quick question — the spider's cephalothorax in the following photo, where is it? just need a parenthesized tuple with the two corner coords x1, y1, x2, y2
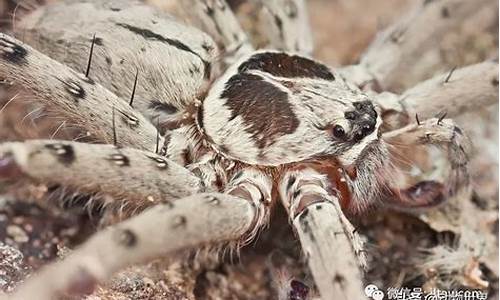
(0, 0, 490, 299)
(165, 50, 390, 215)
(201, 51, 380, 167)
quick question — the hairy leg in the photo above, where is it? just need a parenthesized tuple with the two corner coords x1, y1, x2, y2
(371, 61, 498, 130)
(2, 193, 260, 300)
(180, 0, 254, 63)
(17, 0, 218, 127)
(0, 140, 203, 208)
(279, 168, 365, 300)
(341, 0, 498, 91)
(258, 0, 313, 56)
(0, 33, 160, 151)
(382, 117, 472, 210)
(2, 166, 273, 300)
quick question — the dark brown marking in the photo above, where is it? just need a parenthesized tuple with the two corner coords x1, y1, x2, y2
(147, 155, 169, 169)
(333, 274, 346, 285)
(196, 104, 204, 131)
(60, 79, 86, 100)
(441, 7, 450, 18)
(116, 229, 137, 247)
(115, 23, 211, 79)
(298, 207, 309, 220)
(221, 73, 300, 148)
(214, 173, 224, 191)
(94, 37, 103, 46)
(492, 77, 499, 86)
(238, 52, 335, 80)
(286, 2, 298, 18)
(287, 176, 296, 191)
(45, 144, 75, 165)
(148, 100, 178, 114)
(108, 153, 130, 166)
(0, 36, 28, 64)
(202, 41, 214, 53)
(118, 110, 139, 128)
(105, 56, 112, 65)
(292, 188, 301, 199)
(274, 15, 284, 40)
(172, 215, 187, 228)
(206, 195, 220, 205)
(232, 170, 243, 181)
(82, 77, 95, 85)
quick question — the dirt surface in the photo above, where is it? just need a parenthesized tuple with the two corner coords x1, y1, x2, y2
(0, 0, 498, 299)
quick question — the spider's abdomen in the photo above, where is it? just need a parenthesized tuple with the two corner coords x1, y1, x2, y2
(201, 51, 354, 166)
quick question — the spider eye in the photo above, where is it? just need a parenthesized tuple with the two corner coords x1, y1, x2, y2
(332, 125, 345, 139)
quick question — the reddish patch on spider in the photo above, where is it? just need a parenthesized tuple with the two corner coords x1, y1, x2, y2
(312, 160, 352, 210)
(65, 267, 97, 296)
(0, 154, 23, 179)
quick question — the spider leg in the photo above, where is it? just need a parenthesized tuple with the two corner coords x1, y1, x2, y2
(0, 33, 160, 151)
(342, 0, 497, 90)
(279, 168, 366, 300)
(382, 117, 472, 210)
(18, 0, 218, 127)
(258, 0, 313, 56)
(3, 192, 264, 300)
(374, 61, 498, 130)
(0, 140, 203, 208)
(180, 0, 254, 63)
(4, 168, 273, 300)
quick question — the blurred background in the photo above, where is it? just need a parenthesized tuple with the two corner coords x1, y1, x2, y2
(0, 0, 497, 299)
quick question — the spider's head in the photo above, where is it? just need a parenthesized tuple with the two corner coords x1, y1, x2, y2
(201, 50, 383, 167)
(274, 71, 384, 168)
(318, 98, 382, 166)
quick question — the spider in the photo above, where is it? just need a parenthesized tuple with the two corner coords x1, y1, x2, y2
(0, 0, 496, 299)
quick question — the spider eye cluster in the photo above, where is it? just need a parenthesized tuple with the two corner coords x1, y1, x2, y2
(332, 100, 377, 142)
(332, 125, 346, 139)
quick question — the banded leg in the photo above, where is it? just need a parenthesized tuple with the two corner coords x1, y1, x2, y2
(3, 192, 264, 300)
(0, 33, 160, 151)
(279, 168, 365, 300)
(382, 117, 472, 210)
(180, 0, 254, 62)
(0, 140, 203, 208)
(259, 0, 314, 56)
(225, 168, 274, 240)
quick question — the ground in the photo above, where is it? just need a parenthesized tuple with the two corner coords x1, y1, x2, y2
(0, 0, 497, 299)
